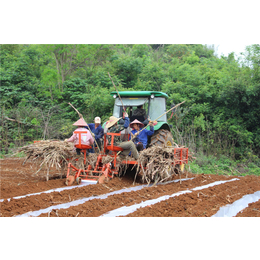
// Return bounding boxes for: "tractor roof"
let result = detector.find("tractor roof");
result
[110,91,169,99]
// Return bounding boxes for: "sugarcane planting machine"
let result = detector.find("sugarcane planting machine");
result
[65,91,189,186]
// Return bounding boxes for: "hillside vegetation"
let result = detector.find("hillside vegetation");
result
[1,44,259,174]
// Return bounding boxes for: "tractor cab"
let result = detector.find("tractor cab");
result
[109,91,170,132]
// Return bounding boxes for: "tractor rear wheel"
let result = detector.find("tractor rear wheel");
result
[149,129,174,147]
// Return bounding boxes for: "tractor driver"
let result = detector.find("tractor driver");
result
[132,105,149,125]
[132,105,147,118]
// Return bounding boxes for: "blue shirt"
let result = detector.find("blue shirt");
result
[131,126,154,148]
[85,124,104,140]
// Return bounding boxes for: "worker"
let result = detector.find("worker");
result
[105,112,139,160]
[132,104,149,125]
[85,116,104,153]
[65,118,94,155]
[132,105,147,119]
[130,119,155,151]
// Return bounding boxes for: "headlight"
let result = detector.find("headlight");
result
[113,94,117,98]
[151,94,154,99]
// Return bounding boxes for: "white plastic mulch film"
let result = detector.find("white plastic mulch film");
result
[212,191,260,217]
[15,178,192,217]
[13,176,260,218]
[100,178,240,217]
[0,181,96,203]
[16,185,150,217]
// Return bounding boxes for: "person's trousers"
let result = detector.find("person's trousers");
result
[136,142,144,151]
[118,141,139,160]
[76,148,89,156]
[89,139,102,153]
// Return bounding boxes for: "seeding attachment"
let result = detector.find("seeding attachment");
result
[65,153,119,186]
[64,131,189,186]
[65,176,75,186]
[65,148,189,186]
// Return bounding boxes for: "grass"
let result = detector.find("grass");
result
[0,151,26,159]
[189,153,260,176]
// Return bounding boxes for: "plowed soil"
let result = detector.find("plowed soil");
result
[1,157,260,217]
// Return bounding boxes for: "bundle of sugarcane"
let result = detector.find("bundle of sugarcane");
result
[136,144,185,184]
[83,153,99,168]
[101,153,126,165]
[81,153,125,169]
[18,140,75,180]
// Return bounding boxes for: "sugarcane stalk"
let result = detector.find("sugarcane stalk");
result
[108,72,126,112]
[68,102,83,119]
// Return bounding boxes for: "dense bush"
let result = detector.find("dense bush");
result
[1,44,259,173]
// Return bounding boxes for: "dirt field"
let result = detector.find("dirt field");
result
[1,157,260,217]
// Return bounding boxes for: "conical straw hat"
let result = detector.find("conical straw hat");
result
[73,118,88,126]
[129,119,144,128]
[106,116,121,129]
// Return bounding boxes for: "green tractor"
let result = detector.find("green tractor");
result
[108,91,175,148]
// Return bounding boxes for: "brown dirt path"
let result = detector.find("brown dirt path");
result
[0,158,67,199]
[126,175,260,217]
[236,199,260,217]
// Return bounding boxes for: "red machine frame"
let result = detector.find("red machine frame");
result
[66,132,189,185]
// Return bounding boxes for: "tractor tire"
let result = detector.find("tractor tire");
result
[149,129,174,147]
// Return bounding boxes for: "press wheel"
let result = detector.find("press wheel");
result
[65,176,75,186]
[76,177,82,185]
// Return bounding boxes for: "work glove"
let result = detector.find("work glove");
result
[65,139,68,142]
[123,112,128,118]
